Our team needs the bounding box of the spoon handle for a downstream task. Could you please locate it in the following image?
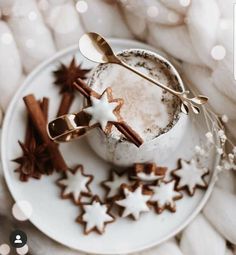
[119,60,182,97]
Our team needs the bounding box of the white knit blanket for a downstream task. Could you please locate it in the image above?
[0,0,235,254]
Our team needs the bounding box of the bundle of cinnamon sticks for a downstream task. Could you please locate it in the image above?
[13,95,68,181]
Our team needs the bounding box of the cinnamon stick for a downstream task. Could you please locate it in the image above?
[38,97,54,175]
[25,116,36,151]
[73,79,100,100]
[73,79,143,147]
[115,122,143,147]
[23,94,68,172]
[40,97,49,121]
[57,92,75,117]
[32,97,49,145]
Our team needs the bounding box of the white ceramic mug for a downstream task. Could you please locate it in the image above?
[84,49,189,167]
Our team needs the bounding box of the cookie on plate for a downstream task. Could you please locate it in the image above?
[57,165,93,204]
[130,163,167,182]
[148,180,183,214]
[172,159,209,196]
[115,184,152,220]
[102,169,131,201]
[77,196,115,235]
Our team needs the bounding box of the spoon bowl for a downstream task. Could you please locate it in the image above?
[79,33,119,64]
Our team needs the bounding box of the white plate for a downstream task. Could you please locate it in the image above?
[1,39,219,254]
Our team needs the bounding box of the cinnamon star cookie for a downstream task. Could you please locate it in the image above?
[57,165,93,204]
[102,170,131,201]
[83,87,123,134]
[130,163,167,182]
[115,184,152,220]
[172,159,209,196]
[148,180,183,214]
[77,196,115,235]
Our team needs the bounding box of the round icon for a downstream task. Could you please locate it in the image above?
[9,230,27,248]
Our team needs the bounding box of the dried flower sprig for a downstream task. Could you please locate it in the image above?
[182,77,236,181]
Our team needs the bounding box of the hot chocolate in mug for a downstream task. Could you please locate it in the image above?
[85,49,189,166]
[48,49,189,167]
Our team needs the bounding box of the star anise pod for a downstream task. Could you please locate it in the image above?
[53,58,91,94]
[13,141,54,182]
[54,58,91,116]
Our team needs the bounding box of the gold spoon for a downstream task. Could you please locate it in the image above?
[79,32,208,114]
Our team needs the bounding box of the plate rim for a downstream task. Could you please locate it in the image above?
[1,38,219,254]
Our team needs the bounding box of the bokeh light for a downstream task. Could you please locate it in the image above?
[76,1,88,13]
[12,200,33,221]
[1,33,13,45]
[16,245,29,255]
[147,6,159,18]
[211,45,226,61]
[0,244,10,255]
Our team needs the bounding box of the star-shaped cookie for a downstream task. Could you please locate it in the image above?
[102,170,131,200]
[149,180,182,214]
[83,87,123,134]
[172,159,209,196]
[57,165,93,204]
[115,185,151,220]
[77,196,115,235]
[130,163,167,182]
